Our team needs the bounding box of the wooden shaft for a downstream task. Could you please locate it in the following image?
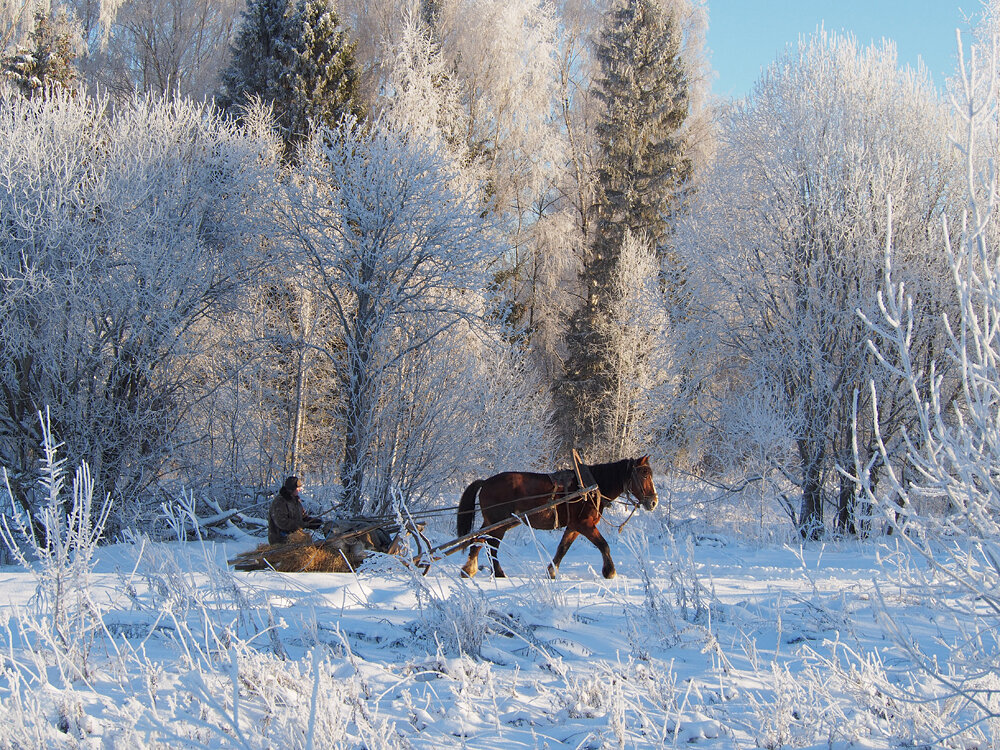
[420,483,599,559]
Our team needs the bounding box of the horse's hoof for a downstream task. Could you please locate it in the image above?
[461,567,477,579]
[493,570,506,579]
[603,568,617,580]
[547,564,557,579]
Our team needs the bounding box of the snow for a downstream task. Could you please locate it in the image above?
[0,498,979,748]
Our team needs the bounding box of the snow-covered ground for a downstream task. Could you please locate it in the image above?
[0,493,985,749]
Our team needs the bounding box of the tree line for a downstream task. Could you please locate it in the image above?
[0,0,982,540]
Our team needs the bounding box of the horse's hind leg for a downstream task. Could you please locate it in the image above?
[547,528,579,579]
[579,525,616,579]
[486,528,509,578]
[461,542,481,578]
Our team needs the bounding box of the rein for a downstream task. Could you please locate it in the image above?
[616,502,639,532]
[317,485,589,525]
[318,459,649,528]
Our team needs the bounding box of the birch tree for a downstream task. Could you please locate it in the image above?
[279,117,496,512]
[92,0,240,100]
[680,31,958,537]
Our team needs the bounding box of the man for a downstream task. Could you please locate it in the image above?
[268,476,321,544]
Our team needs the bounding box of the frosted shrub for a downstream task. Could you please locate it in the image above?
[856,21,1000,746]
[806,642,968,746]
[140,648,371,749]
[121,533,280,660]
[620,529,722,660]
[406,571,494,658]
[0,412,112,681]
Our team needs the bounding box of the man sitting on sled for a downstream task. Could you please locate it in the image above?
[268,476,321,544]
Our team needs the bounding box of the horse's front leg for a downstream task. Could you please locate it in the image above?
[547,528,579,579]
[579,524,616,579]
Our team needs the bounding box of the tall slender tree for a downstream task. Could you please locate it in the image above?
[592,0,690,267]
[559,0,690,456]
[219,0,363,482]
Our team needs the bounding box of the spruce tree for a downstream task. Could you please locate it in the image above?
[220,0,362,157]
[592,0,690,266]
[3,10,78,99]
[281,0,363,143]
[218,0,291,112]
[559,0,690,456]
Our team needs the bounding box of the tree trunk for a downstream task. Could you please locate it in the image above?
[340,285,377,513]
[289,348,306,475]
[797,440,825,540]
[834,471,856,536]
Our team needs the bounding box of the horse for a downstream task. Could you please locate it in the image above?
[456,456,658,580]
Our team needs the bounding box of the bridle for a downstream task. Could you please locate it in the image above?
[625,459,656,509]
[614,459,656,531]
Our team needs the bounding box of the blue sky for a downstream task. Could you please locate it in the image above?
[706,0,979,99]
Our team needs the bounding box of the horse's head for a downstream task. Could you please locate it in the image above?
[626,456,658,511]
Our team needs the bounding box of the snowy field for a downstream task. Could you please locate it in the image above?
[0,486,988,749]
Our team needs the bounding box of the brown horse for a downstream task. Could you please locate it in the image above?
[456,456,658,579]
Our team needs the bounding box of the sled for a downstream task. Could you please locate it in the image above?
[228,518,424,573]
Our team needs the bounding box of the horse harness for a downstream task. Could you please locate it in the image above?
[548,459,647,531]
[546,463,603,527]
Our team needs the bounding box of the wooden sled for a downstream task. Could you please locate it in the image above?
[228,519,420,573]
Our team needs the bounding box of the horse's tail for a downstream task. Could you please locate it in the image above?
[457,480,484,537]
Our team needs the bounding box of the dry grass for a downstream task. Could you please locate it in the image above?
[230,530,366,573]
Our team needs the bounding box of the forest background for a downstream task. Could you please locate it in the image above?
[0,0,996,544]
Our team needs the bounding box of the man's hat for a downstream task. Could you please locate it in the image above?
[283,476,301,492]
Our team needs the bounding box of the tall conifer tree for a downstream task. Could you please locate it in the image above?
[559,0,690,456]
[593,0,690,266]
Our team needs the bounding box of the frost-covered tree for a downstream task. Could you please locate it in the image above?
[220,0,362,156]
[0,92,278,528]
[355,326,554,506]
[592,0,690,264]
[383,5,462,149]
[218,0,288,107]
[549,0,708,250]
[2,8,79,97]
[0,0,43,54]
[599,230,670,454]
[559,0,690,457]
[282,0,363,138]
[445,0,561,215]
[348,0,562,210]
[91,0,241,100]
[217,0,364,487]
[347,0,564,298]
[680,31,957,538]
[279,117,497,512]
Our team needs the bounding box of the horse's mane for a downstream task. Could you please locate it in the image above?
[585,458,632,497]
